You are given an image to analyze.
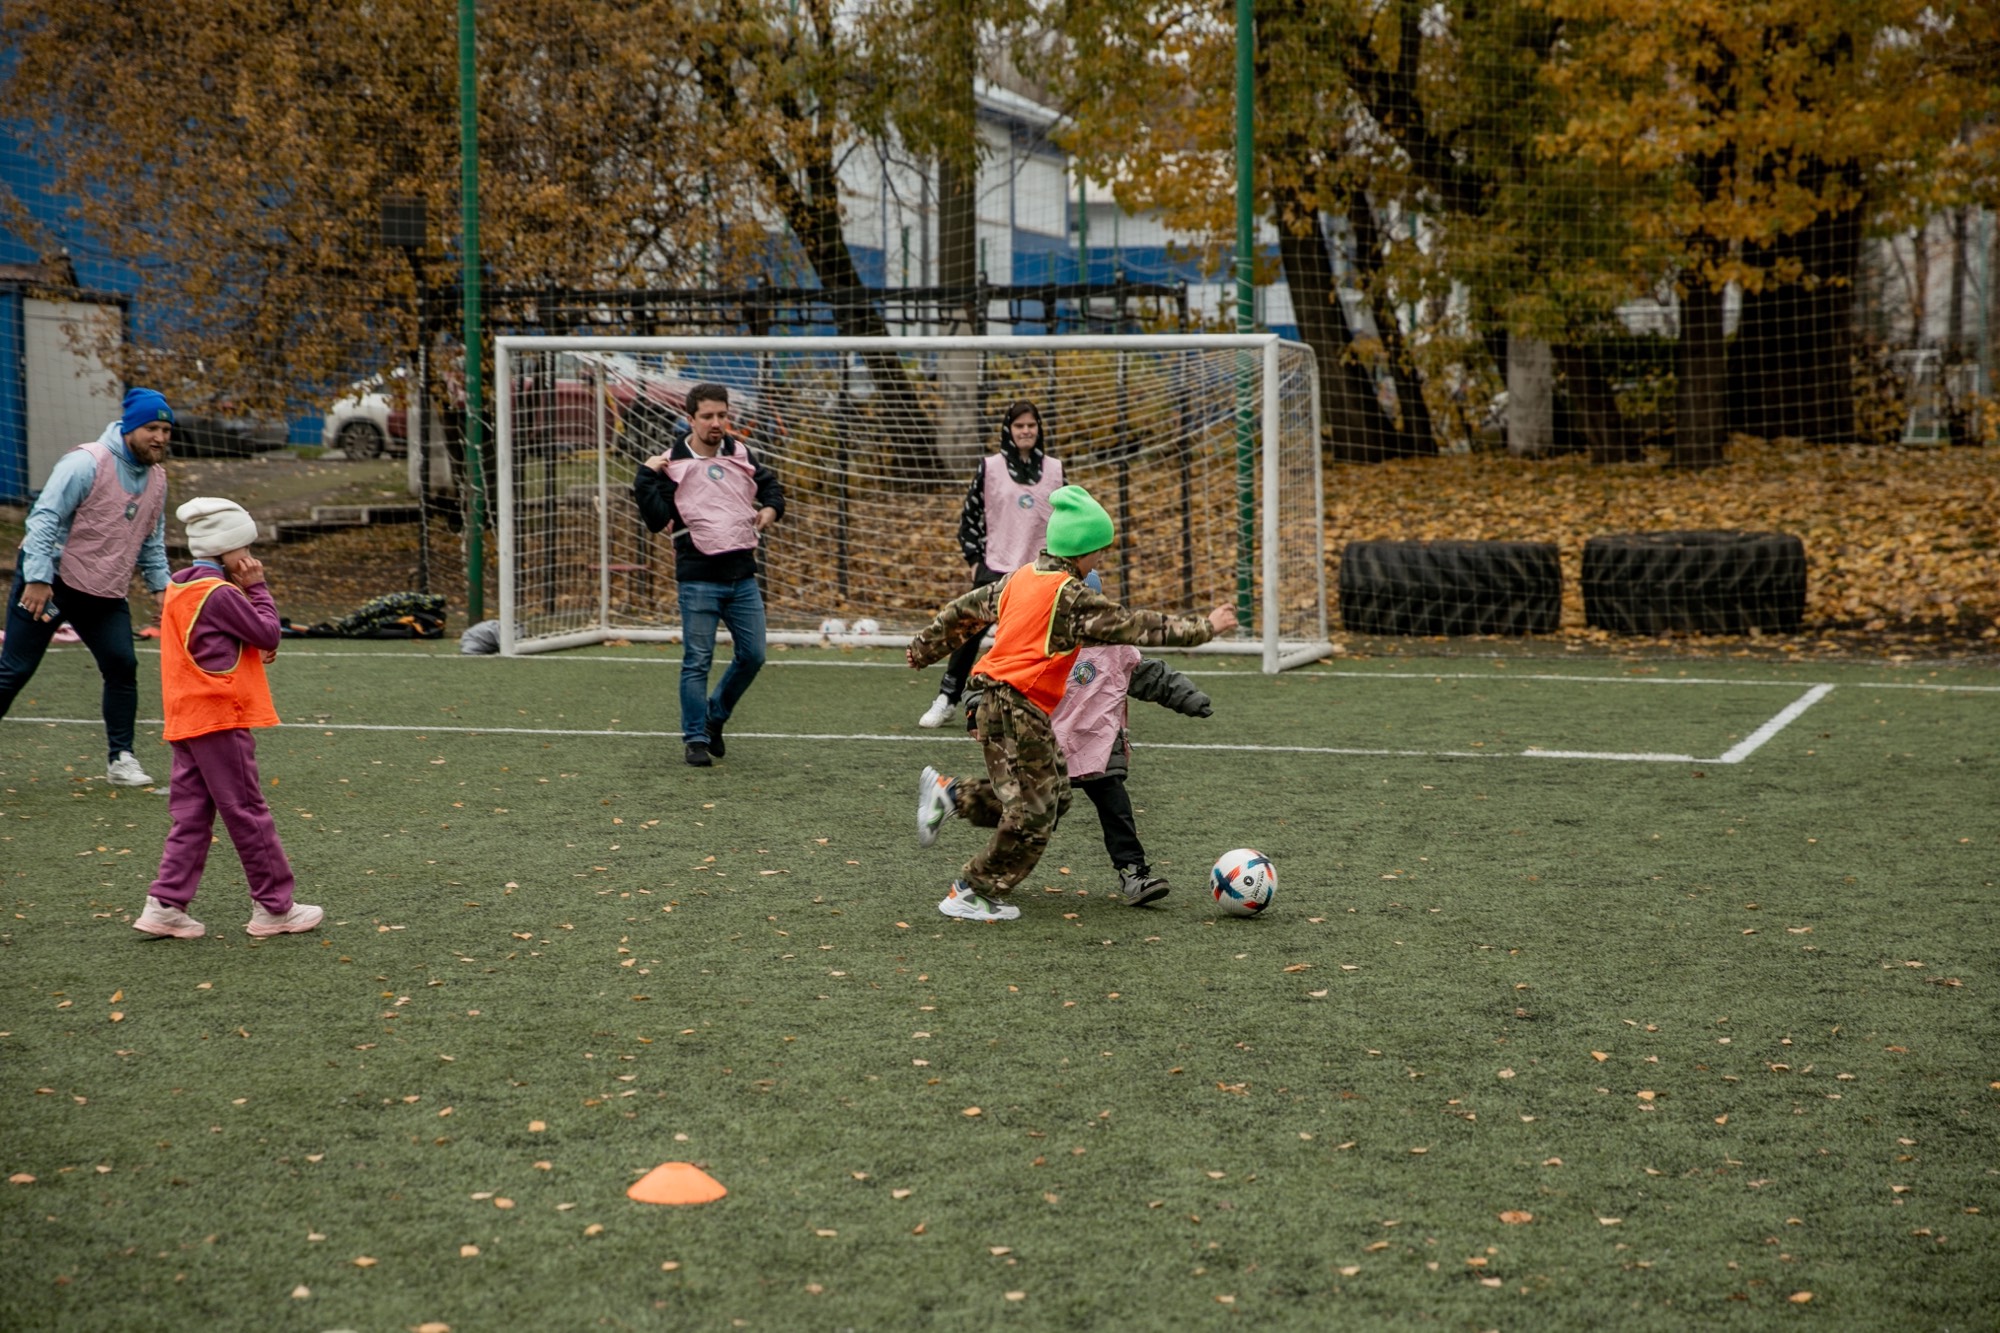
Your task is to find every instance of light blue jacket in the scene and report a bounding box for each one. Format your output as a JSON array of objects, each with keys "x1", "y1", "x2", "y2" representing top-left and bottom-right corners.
[{"x1": 20, "y1": 421, "x2": 171, "y2": 594}]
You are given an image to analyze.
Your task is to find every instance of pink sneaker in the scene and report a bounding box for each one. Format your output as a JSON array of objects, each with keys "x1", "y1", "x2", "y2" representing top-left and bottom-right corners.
[
  {"x1": 134, "y1": 896, "x2": 205, "y2": 939},
  {"x1": 245, "y1": 902, "x2": 324, "y2": 937}
]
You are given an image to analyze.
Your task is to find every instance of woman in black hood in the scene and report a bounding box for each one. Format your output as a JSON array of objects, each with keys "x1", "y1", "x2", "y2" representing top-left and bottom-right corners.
[{"x1": 917, "y1": 401, "x2": 1065, "y2": 728}]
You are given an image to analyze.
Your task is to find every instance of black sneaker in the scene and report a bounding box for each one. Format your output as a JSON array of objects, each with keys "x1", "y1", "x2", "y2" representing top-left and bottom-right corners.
[
  {"x1": 1115, "y1": 866, "x2": 1170, "y2": 907},
  {"x1": 684, "y1": 741, "x2": 713, "y2": 767},
  {"x1": 706, "y1": 718, "x2": 726, "y2": 759}
]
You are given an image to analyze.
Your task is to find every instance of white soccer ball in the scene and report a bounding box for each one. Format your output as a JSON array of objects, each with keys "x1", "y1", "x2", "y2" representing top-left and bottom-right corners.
[
  {"x1": 852, "y1": 617, "x2": 880, "y2": 635},
  {"x1": 819, "y1": 617, "x2": 848, "y2": 637},
  {"x1": 1211, "y1": 848, "x2": 1276, "y2": 917}
]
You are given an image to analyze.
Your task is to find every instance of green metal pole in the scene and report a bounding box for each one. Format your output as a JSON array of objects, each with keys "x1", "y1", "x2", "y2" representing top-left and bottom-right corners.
[
  {"x1": 459, "y1": 0, "x2": 486, "y2": 623},
  {"x1": 1233, "y1": 0, "x2": 1256, "y2": 630}
]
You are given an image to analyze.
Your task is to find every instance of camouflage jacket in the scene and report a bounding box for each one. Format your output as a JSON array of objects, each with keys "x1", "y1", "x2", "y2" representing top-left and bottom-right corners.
[{"x1": 908, "y1": 553, "x2": 1217, "y2": 670}]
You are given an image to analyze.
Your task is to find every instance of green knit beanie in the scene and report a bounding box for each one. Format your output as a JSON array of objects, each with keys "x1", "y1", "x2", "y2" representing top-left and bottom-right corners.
[{"x1": 1044, "y1": 484, "x2": 1115, "y2": 557}]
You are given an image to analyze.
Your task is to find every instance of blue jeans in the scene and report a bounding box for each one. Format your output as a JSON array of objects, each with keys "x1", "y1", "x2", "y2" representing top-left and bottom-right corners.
[
  {"x1": 678, "y1": 578, "x2": 767, "y2": 744},
  {"x1": 0, "y1": 557, "x2": 140, "y2": 761}
]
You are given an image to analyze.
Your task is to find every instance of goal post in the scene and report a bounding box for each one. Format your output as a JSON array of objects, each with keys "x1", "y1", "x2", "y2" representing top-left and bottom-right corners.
[{"x1": 494, "y1": 334, "x2": 1329, "y2": 672}]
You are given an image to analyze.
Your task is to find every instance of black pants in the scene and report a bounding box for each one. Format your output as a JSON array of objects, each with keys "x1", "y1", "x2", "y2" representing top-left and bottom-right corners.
[
  {"x1": 0, "y1": 557, "x2": 140, "y2": 761},
  {"x1": 936, "y1": 564, "x2": 1004, "y2": 703},
  {"x1": 1075, "y1": 772, "x2": 1147, "y2": 872}
]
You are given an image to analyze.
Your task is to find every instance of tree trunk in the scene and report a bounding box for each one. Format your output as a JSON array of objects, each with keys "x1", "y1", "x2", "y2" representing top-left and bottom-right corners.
[
  {"x1": 1552, "y1": 343, "x2": 1642, "y2": 463},
  {"x1": 1676, "y1": 281, "x2": 1728, "y2": 469},
  {"x1": 1349, "y1": 190, "x2": 1436, "y2": 457},
  {"x1": 1272, "y1": 180, "x2": 1392, "y2": 463},
  {"x1": 1728, "y1": 192, "x2": 1862, "y2": 444},
  {"x1": 1507, "y1": 336, "x2": 1557, "y2": 457},
  {"x1": 931, "y1": 3, "x2": 982, "y2": 471}
]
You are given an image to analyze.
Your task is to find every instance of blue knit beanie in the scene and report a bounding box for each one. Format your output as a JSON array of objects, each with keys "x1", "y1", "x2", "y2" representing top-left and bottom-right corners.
[{"x1": 120, "y1": 387, "x2": 174, "y2": 437}]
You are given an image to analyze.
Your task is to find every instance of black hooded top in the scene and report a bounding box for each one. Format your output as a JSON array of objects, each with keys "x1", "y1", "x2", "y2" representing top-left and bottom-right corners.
[{"x1": 956, "y1": 404, "x2": 1049, "y2": 571}]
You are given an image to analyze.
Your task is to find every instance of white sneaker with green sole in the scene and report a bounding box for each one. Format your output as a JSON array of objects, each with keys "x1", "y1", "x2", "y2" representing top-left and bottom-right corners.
[{"x1": 938, "y1": 881, "x2": 1019, "y2": 921}]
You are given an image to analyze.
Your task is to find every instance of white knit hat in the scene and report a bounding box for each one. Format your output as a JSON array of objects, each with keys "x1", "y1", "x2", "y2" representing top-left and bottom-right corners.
[{"x1": 177, "y1": 497, "x2": 259, "y2": 559}]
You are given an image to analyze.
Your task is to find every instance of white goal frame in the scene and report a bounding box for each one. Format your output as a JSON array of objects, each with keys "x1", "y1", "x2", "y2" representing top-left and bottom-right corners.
[{"x1": 495, "y1": 333, "x2": 1329, "y2": 672}]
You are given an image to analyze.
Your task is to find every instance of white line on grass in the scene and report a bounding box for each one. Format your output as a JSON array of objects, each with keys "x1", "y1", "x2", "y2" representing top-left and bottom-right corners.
[
  {"x1": 0, "y1": 715, "x2": 1806, "y2": 764},
  {"x1": 85, "y1": 645, "x2": 2000, "y2": 692},
  {"x1": 1712, "y1": 683, "x2": 1836, "y2": 764}
]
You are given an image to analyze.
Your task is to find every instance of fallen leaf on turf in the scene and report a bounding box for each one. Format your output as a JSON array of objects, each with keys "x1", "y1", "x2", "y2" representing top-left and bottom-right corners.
[
  {"x1": 1789, "y1": 1292, "x2": 1813, "y2": 1304},
  {"x1": 9, "y1": 1174, "x2": 34, "y2": 1185},
  {"x1": 1591, "y1": 1051, "x2": 1609, "y2": 1062},
  {"x1": 1283, "y1": 963, "x2": 1312, "y2": 973},
  {"x1": 1005, "y1": 1291, "x2": 1025, "y2": 1301},
  {"x1": 494, "y1": 1198, "x2": 515, "y2": 1209},
  {"x1": 109, "y1": 990, "x2": 122, "y2": 1002},
  {"x1": 291, "y1": 1285, "x2": 310, "y2": 1299},
  {"x1": 528, "y1": 1120, "x2": 546, "y2": 1132},
  {"x1": 1499, "y1": 1211, "x2": 1534, "y2": 1224},
  {"x1": 660, "y1": 1261, "x2": 680, "y2": 1271},
  {"x1": 963, "y1": 1107, "x2": 982, "y2": 1117},
  {"x1": 584, "y1": 1224, "x2": 603, "y2": 1236},
  {"x1": 1597, "y1": 1217, "x2": 1622, "y2": 1226},
  {"x1": 415, "y1": 1324, "x2": 451, "y2": 1333},
  {"x1": 892, "y1": 1189, "x2": 912, "y2": 1199},
  {"x1": 1338, "y1": 1265, "x2": 1360, "y2": 1276},
  {"x1": 352, "y1": 1256, "x2": 377, "y2": 1267},
  {"x1": 990, "y1": 1246, "x2": 1012, "y2": 1256},
  {"x1": 816, "y1": 1229, "x2": 838, "y2": 1238},
  {"x1": 459, "y1": 1245, "x2": 479, "y2": 1257}
]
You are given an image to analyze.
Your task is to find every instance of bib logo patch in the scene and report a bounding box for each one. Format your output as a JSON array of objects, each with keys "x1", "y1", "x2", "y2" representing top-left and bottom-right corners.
[
  {"x1": 706, "y1": 463, "x2": 725, "y2": 481},
  {"x1": 1016, "y1": 494, "x2": 1037, "y2": 510},
  {"x1": 124, "y1": 501, "x2": 140, "y2": 522},
  {"x1": 1070, "y1": 658, "x2": 1099, "y2": 686}
]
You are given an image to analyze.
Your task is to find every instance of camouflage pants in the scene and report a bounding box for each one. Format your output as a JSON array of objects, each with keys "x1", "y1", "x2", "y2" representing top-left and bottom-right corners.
[{"x1": 954, "y1": 681, "x2": 1071, "y2": 898}]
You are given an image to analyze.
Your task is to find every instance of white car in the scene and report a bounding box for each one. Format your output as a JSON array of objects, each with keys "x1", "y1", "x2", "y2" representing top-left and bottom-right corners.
[{"x1": 321, "y1": 369, "x2": 412, "y2": 457}]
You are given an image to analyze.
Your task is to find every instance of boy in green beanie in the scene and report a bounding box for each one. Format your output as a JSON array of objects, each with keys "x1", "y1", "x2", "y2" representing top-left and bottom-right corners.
[{"x1": 907, "y1": 484, "x2": 1237, "y2": 921}]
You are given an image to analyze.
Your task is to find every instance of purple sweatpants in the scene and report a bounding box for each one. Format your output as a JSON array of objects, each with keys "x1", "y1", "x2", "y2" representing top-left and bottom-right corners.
[{"x1": 148, "y1": 728, "x2": 296, "y2": 913}]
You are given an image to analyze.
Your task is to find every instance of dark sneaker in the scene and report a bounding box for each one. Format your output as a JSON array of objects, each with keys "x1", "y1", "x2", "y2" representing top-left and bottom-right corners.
[
  {"x1": 706, "y1": 718, "x2": 726, "y2": 759},
  {"x1": 917, "y1": 765, "x2": 957, "y2": 847},
  {"x1": 684, "y1": 741, "x2": 713, "y2": 767},
  {"x1": 938, "y1": 880, "x2": 1020, "y2": 921},
  {"x1": 1115, "y1": 866, "x2": 1170, "y2": 907}
]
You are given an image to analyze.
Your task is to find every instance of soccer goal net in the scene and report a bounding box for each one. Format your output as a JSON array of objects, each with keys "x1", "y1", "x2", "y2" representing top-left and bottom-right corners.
[{"x1": 494, "y1": 334, "x2": 1329, "y2": 671}]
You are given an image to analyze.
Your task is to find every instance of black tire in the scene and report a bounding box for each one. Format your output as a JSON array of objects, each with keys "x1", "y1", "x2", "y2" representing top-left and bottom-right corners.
[
  {"x1": 1582, "y1": 531, "x2": 1806, "y2": 634},
  {"x1": 337, "y1": 421, "x2": 387, "y2": 459},
  {"x1": 1338, "y1": 539, "x2": 1562, "y2": 636}
]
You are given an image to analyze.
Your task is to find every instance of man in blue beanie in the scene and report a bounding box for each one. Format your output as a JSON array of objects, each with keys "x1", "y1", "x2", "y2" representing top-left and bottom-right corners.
[{"x1": 0, "y1": 386, "x2": 175, "y2": 786}]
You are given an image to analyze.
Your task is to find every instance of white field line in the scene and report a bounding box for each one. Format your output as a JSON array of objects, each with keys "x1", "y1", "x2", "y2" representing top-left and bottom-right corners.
[
  {"x1": 93, "y1": 645, "x2": 2000, "y2": 692},
  {"x1": 4, "y1": 699, "x2": 1818, "y2": 764},
  {"x1": 1711, "y1": 683, "x2": 1836, "y2": 764}
]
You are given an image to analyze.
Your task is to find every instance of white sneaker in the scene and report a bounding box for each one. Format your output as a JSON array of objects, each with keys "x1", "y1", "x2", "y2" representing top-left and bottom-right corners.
[
  {"x1": 917, "y1": 765, "x2": 957, "y2": 847},
  {"x1": 918, "y1": 693, "x2": 954, "y2": 728},
  {"x1": 106, "y1": 751, "x2": 154, "y2": 787},
  {"x1": 134, "y1": 895, "x2": 205, "y2": 939},
  {"x1": 245, "y1": 902, "x2": 325, "y2": 937},
  {"x1": 938, "y1": 881, "x2": 1019, "y2": 921}
]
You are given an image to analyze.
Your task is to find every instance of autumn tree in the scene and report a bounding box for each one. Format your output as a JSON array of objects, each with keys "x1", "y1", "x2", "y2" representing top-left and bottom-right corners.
[
  {"x1": 1541, "y1": 0, "x2": 1985, "y2": 459},
  {"x1": 0, "y1": 0, "x2": 739, "y2": 415}
]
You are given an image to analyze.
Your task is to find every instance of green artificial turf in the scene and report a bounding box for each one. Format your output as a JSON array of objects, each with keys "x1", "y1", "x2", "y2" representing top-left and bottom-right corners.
[{"x1": 3, "y1": 644, "x2": 1996, "y2": 1330}]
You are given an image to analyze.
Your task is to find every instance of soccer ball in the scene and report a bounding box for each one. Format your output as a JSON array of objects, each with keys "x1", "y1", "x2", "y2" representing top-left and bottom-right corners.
[
  {"x1": 1211, "y1": 848, "x2": 1276, "y2": 917},
  {"x1": 818, "y1": 617, "x2": 848, "y2": 637},
  {"x1": 852, "y1": 617, "x2": 880, "y2": 635}
]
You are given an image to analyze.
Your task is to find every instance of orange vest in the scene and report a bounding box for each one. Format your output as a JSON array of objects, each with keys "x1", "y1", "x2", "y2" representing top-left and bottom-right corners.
[
  {"x1": 159, "y1": 577, "x2": 280, "y2": 741},
  {"x1": 971, "y1": 566, "x2": 1079, "y2": 717}
]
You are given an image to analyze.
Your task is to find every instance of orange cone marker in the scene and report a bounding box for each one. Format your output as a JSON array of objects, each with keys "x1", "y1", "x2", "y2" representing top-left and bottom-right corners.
[{"x1": 628, "y1": 1162, "x2": 727, "y2": 1205}]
